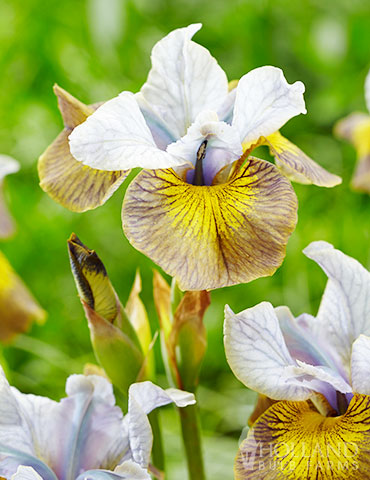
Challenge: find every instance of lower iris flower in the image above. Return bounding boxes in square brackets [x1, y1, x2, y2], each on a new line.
[335, 68, 370, 193]
[0, 370, 194, 480]
[224, 241, 370, 479]
[39, 24, 341, 291]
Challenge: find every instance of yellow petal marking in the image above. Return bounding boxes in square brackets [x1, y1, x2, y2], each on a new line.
[235, 395, 370, 479]
[122, 157, 297, 291]
[263, 131, 342, 187]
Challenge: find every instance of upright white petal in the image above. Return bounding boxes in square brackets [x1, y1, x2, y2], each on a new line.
[351, 335, 370, 394]
[224, 303, 313, 401]
[141, 24, 229, 139]
[0, 367, 56, 457]
[365, 69, 370, 113]
[49, 375, 127, 480]
[126, 381, 195, 468]
[0, 368, 59, 479]
[0, 155, 20, 180]
[232, 66, 306, 143]
[303, 241, 370, 374]
[69, 92, 186, 171]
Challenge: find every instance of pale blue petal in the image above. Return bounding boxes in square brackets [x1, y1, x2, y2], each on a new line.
[126, 382, 195, 468]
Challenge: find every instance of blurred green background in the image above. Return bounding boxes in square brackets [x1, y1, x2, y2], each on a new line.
[1, 0, 370, 477]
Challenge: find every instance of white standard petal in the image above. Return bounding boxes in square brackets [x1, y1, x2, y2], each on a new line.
[351, 335, 370, 394]
[69, 92, 186, 171]
[232, 66, 306, 144]
[0, 155, 20, 180]
[140, 24, 228, 139]
[126, 381, 195, 468]
[365, 69, 370, 113]
[224, 303, 314, 401]
[303, 241, 370, 374]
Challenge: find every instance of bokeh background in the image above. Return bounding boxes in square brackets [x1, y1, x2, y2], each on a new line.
[1, 0, 370, 477]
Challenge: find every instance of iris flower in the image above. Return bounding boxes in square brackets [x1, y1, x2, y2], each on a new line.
[39, 24, 340, 291]
[335, 69, 370, 193]
[0, 369, 194, 480]
[0, 156, 46, 341]
[0, 155, 19, 238]
[224, 241, 370, 479]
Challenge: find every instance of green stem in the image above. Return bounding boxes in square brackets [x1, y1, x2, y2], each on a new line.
[148, 409, 165, 473]
[179, 402, 206, 480]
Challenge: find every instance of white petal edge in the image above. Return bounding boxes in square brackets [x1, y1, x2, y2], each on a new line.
[11, 466, 43, 480]
[114, 461, 151, 479]
[303, 241, 370, 373]
[0, 155, 20, 180]
[290, 360, 352, 394]
[351, 335, 370, 394]
[232, 66, 306, 144]
[365, 69, 370, 113]
[127, 381, 195, 468]
[166, 110, 242, 167]
[69, 92, 187, 171]
[140, 24, 229, 139]
[224, 303, 313, 401]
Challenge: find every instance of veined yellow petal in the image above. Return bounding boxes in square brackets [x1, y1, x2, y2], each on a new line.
[0, 252, 46, 342]
[122, 158, 297, 291]
[38, 86, 129, 212]
[235, 395, 370, 479]
[263, 131, 342, 187]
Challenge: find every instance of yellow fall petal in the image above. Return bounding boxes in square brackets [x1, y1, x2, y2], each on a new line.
[38, 85, 129, 212]
[263, 132, 342, 187]
[122, 157, 298, 291]
[0, 251, 46, 342]
[235, 395, 370, 479]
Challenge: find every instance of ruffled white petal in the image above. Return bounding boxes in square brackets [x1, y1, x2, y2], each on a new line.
[351, 335, 370, 394]
[140, 24, 228, 139]
[75, 461, 150, 480]
[11, 466, 43, 480]
[365, 69, 370, 113]
[289, 361, 352, 394]
[303, 241, 370, 374]
[69, 92, 185, 171]
[0, 155, 20, 180]
[126, 381, 195, 468]
[224, 303, 313, 401]
[166, 110, 242, 176]
[232, 66, 306, 144]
